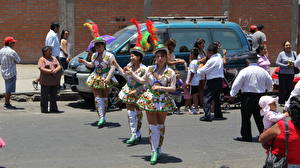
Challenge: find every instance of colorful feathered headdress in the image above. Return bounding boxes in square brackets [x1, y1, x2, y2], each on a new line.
[83, 19, 100, 39]
[129, 18, 145, 56]
[84, 19, 116, 51]
[146, 19, 159, 48]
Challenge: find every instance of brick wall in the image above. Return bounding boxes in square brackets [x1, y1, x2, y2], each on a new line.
[0, 0, 58, 63]
[0, 0, 295, 63]
[229, 0, 293, 64]
[152, 0, 222, 16]
[74, 0, 144, 55]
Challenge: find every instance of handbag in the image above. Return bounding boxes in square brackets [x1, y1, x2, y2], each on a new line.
[264, 119, 289, 168]
[293, 52, 299, 74]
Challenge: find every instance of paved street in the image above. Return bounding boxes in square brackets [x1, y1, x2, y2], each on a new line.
[0, 100, 270, 168]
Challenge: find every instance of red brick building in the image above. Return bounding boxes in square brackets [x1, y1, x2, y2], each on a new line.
[0, 0, 298, 64]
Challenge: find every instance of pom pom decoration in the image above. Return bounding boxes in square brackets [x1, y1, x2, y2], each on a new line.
[140, 32, 151, 52]
[83, 19, 116, 52]
[83, 19, 100, 39]
[146, 19, 159, 48]
[130, 18, 143, 51]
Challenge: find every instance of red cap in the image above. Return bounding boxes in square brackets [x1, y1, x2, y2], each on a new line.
[4, 36, 17, 44]
[249, 25, 257, 31]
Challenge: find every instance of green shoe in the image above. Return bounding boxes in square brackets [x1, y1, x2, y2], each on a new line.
[157, 147, 161, 157]
[150, 151, 158, 165]
[126, 135, 141, 145]
[97, 118, 106, 127]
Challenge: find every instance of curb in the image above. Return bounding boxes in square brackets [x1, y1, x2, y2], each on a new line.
[0, 90, 81, 102]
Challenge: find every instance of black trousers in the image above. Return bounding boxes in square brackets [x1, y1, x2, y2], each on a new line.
[203, 78, 223, 118]
[58, 57, 68, 70]
[278, 73, 294, 104]
[240, 92, 265, 140]
[40, 85, 58, 112]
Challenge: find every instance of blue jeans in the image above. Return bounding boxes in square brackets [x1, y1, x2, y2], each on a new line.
[5, 75, 16, 93]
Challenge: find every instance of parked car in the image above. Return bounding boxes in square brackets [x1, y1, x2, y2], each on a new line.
[64, 16, 251, 109]
[271, 67, 300, 92]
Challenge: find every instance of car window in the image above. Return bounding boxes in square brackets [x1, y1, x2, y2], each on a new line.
[120, 29, 167, 54]
[118, 42, 131, 55]
[106, 26, 136, 51]
[168, 28, 211, 52]
[211, 29, 242, 50]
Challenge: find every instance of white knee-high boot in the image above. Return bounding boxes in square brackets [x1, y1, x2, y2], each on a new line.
[149, 124, 160, 152]
[95, 97, 106, 120]
[158, 124, 165, 152]
[102, 98, 108, 119]
[136, 110, 143, 137]
[127, 110, 137, 138]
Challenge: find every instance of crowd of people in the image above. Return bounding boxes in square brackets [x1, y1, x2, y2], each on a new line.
[1, 20, 300, 166]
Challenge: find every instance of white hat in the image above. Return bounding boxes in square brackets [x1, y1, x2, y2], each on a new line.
[259, 96, 279, 116]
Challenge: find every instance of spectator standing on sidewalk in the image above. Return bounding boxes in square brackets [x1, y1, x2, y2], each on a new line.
[45, 22, 60, 60]
[252, 24, 267, 50]
[165, 38, 185, 70]
[276, 41, 298, 106]
[256, 44, 271, 74]
[38, 46, 62, 113]
[59, 29, 71, 70]
[197, 43, 225, 122]
[194, 38, 206, 60]
[45, 22, 62, 88]
[284, 55, 300, 111]
[186, 48, 202, 114]
[33, 22, 61, 89]
[248, 25, 257, 50]
[0, 36, 21, 109]
[230, 51, 272, 142]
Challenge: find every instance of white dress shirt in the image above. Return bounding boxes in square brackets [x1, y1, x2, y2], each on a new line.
[284, 80, 300, 110]
[197, 53, 224, 80]
[294, 53, 300, 68]
[0, 46, 21, 80]
[188, 59, 203, 86]
[230, 64, 273, 96]
[45, 29, 60, 57]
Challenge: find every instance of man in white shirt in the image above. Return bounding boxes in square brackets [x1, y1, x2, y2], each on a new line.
[197, 43, 225, 122]
[230, 51, 272, 142]
[45, 22, 60, 59]
[0, 36, 21, 108]
[45, 22, 62, 88]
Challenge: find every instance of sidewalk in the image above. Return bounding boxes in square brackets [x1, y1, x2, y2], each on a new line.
[0, 64, 39, 94]
[0, 64, 79, 101]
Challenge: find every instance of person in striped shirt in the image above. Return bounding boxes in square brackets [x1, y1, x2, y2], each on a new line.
[0, 36, 21, 109]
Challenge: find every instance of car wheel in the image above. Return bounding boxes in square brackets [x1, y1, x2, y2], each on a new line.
[108, 86, 121, 111]
[222, 102, 231, 110]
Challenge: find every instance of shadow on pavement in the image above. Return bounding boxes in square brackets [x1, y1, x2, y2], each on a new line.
[67, 100, 120, 112]
[67, 100, 94, 110]
[87, 121, 121, 128]
[3, 107, 25, 110]
[118, 137, 149, 145]
[132, 153, 183, 164]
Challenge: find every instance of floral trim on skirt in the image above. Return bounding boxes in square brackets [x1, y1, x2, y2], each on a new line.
[86, 72, 117, 89]
[118, 85, 142, 105]
[136, 89, 176, 112]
